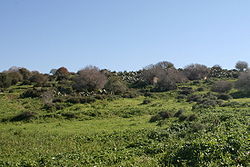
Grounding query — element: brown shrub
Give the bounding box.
[73,66,107,92]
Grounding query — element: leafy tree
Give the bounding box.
[235,61,248,72]
[55,67,70,80]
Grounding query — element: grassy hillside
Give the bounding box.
[0,79,249,167]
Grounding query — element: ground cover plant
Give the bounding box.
[0,62,249,166]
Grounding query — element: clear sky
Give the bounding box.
[0,0,250,73]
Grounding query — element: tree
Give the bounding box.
[142,61,175,85]
[7,71,23,85]
[154,68,186,91]
[184,64,209,80]
[55,67,70,80]
[73,66,107,92]
[18,68,31,80]
[235,71,250,92]
[0,73,12,88]
[154,61,174,69]
[235,61,248,72]
[29,72,48,86]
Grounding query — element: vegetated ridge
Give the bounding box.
[0,61,249,166]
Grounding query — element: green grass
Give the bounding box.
[0,83,249,166]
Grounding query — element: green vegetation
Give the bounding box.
[0,63,249,166]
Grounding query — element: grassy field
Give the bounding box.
[0,83,249,166]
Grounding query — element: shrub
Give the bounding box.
[61,113,78,119]
[73,66,107,92]
[18,68,31,80]
[149,114,162,122]
[10,112,37,122]
[211,80,233,93]
[104,76,127,95]
[179,115,188,121]
[217,94,232,100]
[29,72,48,86]
[179,87,193,95]
[187,114,197,121]
[142,62,186,91]
[142,61,174,84]
[7,71,23,85]
[187,94,203,102]
[184,64,209,80]
[0,73,12,88]
[55,67,70,80]
[122,90,139,98]
[141,99,151,105]
[235,71,250,92]
[196,87,204,91]
[149,111,172,122]
[21,89,42,98]
[174,109,184,117]
[57,86,73,95]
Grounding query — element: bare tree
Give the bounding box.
[73,66,107,92]
[184,64,209,80]
[142,61,175,84]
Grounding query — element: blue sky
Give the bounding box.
[0,0,250,73]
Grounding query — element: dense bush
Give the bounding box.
[211,80,233,93]
[7,71,23,85]
[0,73,12,88]
[61,112,78,119]
[18,68,31,80]
[187,94,203,102]
[179,87,193,95]
[55,67,70,80]
[10,112,37,122]
[105,76,127,95]
[235,71,250,92]
[141,99,151,105]
[217,94,232,100]
[21,89,43,98]
[149,111,172,122]
[29,72,48,86]
[174,109,184,117]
